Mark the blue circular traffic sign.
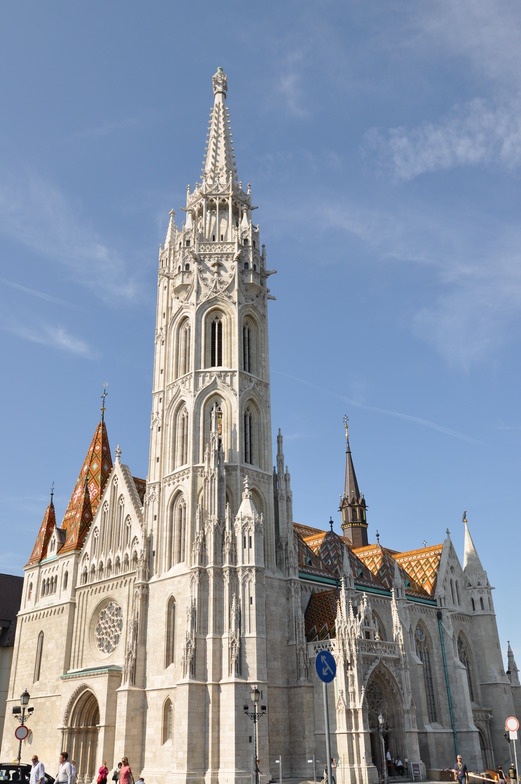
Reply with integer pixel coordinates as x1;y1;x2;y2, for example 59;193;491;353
315;650;336;683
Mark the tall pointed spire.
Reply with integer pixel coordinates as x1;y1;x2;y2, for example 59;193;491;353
27;487;57;565
462;512;486;575
202;67;238;187
340;416;368;547
60;413;112;553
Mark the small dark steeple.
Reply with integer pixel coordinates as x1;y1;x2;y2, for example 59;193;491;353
339;416;368;548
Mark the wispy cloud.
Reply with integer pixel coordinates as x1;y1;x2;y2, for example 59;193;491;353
0;277;73;307
3;320;96;358
274;370;480;444
0;170;140;303
278;51;308;118
365;96;521;181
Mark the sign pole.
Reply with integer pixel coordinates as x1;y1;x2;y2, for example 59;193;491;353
316;650;337;784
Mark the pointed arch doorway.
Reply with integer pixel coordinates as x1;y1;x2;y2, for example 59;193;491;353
64;689;100;784
365;666;405;781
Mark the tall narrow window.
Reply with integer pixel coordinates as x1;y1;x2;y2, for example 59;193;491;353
177;319;191;376
211;315;223;366
174;406;189;467
174;498;186;564
34;631;44;682
243;324;251;373
165;597;176;666
244;408;253;464
415;623;437;722
162;698;173;744
458;633;475;702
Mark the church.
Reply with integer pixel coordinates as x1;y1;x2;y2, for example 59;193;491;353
2;68;520;784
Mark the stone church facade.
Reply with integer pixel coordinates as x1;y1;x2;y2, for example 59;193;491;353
2;69;521;784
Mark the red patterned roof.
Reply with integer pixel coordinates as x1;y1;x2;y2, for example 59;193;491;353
60;419;112;553
305;589;337;641
393;544;443;596
27;499;57;565
354;544;429;598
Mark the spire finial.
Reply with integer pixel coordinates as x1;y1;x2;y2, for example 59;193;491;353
329;516;334;532
376;529;380;544
50;481;55;505
344;414;349;441
462;510;467;524
101;382;109;423
212;66;227;97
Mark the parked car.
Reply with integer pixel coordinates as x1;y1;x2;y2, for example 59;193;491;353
0;765;55;784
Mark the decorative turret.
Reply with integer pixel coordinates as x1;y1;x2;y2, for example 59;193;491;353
339;416;368;547
462;511;492;613
507;641;521;688
27;486;57;565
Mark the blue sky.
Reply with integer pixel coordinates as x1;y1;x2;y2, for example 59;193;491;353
2;2;521;663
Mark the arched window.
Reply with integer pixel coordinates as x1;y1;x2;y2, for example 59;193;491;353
457;633;475;702
415;623;437;722
244;407;253;464
480;596;484;610
471;597;475;611
162;698;173;744
174;406;189;467
28;582;33;602
34;631;44;682
455;581;460;605
63;571;68;590
92;528;99;558
165;597;176;667
169;496;187;567
243;323;251;373
450;579;455;604
81;568;88;585
210;313;223;367
177;319;191;377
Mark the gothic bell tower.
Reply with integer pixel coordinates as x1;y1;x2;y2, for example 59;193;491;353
143;68;294;784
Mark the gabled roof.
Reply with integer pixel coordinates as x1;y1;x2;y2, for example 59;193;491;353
392;544;443;596
60;419;112;554
27;497;57;565
353;543;431;598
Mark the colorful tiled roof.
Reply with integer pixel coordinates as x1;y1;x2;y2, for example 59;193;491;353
354;544;429;598
305;589;338;641
393;544;443;596
60;420;112;554
27;498;57;565
298;534;337;580
303;529;346;579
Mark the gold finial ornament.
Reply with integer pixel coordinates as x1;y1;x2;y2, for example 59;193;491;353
462;510;467;524
344;414;349;439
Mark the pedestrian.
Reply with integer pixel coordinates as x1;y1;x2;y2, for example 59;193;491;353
30;755;45;784
394;757;405;777
453;755;469;784
97;762;109;784
70;760;76;784
135;776;144;784
119;758;135;784
498;765;507;782
55;752;72;784
112;762;122;783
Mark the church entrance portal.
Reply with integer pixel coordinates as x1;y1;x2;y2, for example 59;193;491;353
365;668;405;781
64;689;100;784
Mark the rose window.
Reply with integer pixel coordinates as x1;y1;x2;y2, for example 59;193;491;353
95;601;123;654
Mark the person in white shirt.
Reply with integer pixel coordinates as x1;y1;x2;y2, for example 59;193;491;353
30;755;45;784
55;752;72;784
70;760;77;784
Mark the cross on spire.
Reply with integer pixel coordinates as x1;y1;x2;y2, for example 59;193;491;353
101;382;109;422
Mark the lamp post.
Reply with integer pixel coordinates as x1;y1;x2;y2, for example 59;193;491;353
378;713;388;784
13;689;33;764
244;685;267;784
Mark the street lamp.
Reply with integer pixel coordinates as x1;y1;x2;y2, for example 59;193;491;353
244;685;267;784
378;713;388;784
13;689;34;764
